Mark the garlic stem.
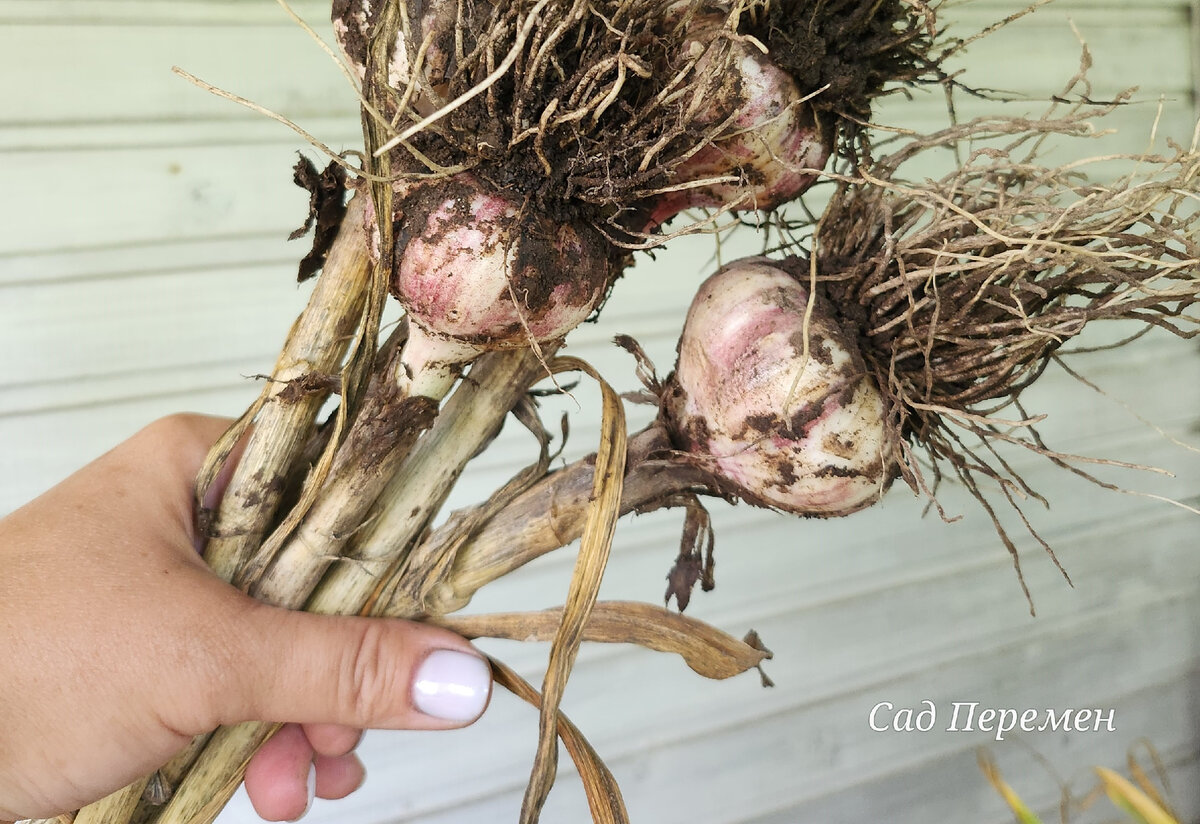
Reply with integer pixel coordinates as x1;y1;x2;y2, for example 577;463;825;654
202;193;371;582
306;345;556;615
416;425;719;616
154;348;550;824
395;324;481;400
85;193;371;824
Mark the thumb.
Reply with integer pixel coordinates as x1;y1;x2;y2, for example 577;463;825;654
220;603;493;731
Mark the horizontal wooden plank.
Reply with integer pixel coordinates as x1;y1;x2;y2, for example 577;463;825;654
941;5;1192;94
0;232;301;287
592;661;1200;824
0;1;332;24
747;690;1200;824
0;142;346;256
0;18;354;127
0;115;361;154
0;3;1188;141
0;383;261;513
0;262;312;391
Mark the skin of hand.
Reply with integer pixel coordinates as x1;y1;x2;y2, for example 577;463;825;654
0;414;493;823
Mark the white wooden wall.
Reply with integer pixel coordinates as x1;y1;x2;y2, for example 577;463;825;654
2;2;1198;822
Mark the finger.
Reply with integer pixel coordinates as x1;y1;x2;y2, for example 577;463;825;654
119;413;254;555
126;414;237;498
314;753;366;801
198;422;252;511
301;723;362;758
98;414;239;549
244;724;316;823
226;605;492;731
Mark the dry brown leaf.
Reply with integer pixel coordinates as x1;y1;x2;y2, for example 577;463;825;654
518;356;627;824
433;601;769;680
491;658;628;824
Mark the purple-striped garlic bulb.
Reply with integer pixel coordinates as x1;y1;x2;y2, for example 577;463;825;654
662;257;895;516
390;174;612;397
646;10;833;227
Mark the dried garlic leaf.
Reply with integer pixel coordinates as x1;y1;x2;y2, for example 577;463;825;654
519;357;627;824
664;553;702;612
434;601;769;681
491;657;628;824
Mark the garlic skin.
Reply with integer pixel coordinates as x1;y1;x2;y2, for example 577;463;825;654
392;175;612;349
663;257;895;516
331;0;459;114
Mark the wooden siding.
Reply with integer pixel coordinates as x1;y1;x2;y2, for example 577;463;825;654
1;2;1198;823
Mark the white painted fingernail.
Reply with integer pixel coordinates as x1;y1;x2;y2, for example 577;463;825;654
412;650;492;723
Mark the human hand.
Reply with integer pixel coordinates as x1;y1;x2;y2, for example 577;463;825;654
0;414;492;822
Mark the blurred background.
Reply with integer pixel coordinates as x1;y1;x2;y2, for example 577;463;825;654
1;1;1198;821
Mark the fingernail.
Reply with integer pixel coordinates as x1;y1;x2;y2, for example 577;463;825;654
412;649;492;723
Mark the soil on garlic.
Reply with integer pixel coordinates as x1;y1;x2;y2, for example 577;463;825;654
747;0;939;123
338;1;944;236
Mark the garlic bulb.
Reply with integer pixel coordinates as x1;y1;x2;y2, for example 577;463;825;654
647;11;833;226
663;257;895;516
392;174;612;350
